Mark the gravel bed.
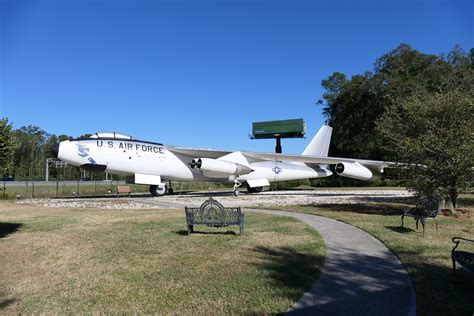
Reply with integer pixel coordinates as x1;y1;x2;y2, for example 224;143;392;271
17;189;413;209
16;198;157;209
149;189;413;208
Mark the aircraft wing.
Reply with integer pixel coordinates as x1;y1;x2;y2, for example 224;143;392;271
241;152;396;169
167;147;233;159
168;146;396;169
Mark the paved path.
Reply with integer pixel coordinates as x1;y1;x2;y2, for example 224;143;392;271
248;209;416;316
139;198;416;315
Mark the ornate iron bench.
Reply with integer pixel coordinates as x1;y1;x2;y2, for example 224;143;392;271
452;237;474;274
401;197;439;236
184;197;244;236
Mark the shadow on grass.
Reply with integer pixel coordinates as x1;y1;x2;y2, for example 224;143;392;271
304;202;408;215
458;195;474;208
385;226;416;234
175;229;237;236
0;298;15;310
395;250;474;315
0;223;22;238
251;246;324;302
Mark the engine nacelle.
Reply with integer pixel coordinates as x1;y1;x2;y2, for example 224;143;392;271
190;158;253;178
335;162;373;180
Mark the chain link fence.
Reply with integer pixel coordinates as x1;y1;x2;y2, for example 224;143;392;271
1;180;150;200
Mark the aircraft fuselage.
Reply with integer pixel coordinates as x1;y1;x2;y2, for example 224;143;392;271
54;137;331;187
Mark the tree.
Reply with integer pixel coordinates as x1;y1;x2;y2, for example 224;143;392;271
318;44;473;163
317;71;386;160
376;90;473;211
0;118;18;176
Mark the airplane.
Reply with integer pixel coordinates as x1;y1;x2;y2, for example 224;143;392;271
50;125;395;196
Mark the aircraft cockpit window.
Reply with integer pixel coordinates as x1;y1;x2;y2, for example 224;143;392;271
90;132;134;140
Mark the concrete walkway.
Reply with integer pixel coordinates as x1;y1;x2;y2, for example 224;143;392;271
247;209;416;316
139;198;416;315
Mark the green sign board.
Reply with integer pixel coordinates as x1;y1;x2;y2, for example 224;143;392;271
251;119;306;139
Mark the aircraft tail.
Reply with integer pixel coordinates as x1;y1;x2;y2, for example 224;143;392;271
302;125;332;157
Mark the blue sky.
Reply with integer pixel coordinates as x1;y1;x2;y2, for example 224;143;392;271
1;0;472;154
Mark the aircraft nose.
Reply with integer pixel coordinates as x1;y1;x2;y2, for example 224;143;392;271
50;143;60;158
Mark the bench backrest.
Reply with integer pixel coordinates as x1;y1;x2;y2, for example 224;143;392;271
416;197;439;217
185;198;242;225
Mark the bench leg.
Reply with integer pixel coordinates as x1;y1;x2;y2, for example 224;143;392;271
188;225;194;235
434;219;439;236
415;218;419;230
452;256;456;275
420;218;426;236
401;215;405;227
187;225;194;236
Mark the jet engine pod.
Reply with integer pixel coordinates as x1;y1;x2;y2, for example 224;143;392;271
191;158;253;178
335;162;373;180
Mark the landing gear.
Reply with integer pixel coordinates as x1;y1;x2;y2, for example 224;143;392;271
149;185;166;196
246;182;263;193
233;180;242;197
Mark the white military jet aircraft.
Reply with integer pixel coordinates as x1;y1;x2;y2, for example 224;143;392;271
50;125;394;196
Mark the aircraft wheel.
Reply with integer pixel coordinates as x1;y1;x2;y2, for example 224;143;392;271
246;183;263;193
252;186;263;193
234;189;240;197
150;185;166;196
168;187;174;194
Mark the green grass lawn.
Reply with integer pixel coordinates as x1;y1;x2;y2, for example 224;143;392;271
269;194;474;315
0;202;325;314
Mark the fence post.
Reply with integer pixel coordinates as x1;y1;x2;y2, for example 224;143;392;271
32;179;35;198
77;180;80;197
56;178;59;198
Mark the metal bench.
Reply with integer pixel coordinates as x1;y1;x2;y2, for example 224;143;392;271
117;185;131;197
452;237;474;274
401;197;439;236
184;197;244;236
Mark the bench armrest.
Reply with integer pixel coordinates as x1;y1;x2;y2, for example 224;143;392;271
452;237;474;252
452;237;474;244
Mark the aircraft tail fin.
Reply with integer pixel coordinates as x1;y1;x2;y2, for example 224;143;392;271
302;125;332;157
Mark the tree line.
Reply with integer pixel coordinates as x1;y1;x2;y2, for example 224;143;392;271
0;123;99;181
1;43;472;209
